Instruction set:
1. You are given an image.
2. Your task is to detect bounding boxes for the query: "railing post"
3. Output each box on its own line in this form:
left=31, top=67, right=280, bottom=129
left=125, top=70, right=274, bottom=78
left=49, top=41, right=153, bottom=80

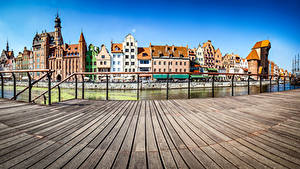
left=283, top=76, right=286, bottom=91
left=43, top=94, right=46, bottom=105
left=231, top=75, right=234, bottom=96
left=188, top=74, right=191, bottom=99
left=293, top=76, right=296, bottom=89
left=81, top=75, right=84, bottom=99
left=27, top=72, right=32, bottom=102
left=106, top=74, right=109, bottom=100
left=0, top=73, right=4, bottom=98
left=278, top=75, right=280, bottom=92
left=248, top=75, right=250, bottom=95
left=289, top=76, right=292, bottom=90
left=75, top=75, right=78, bottom=99
left=212, top=74, right=215, bottom=98
left=269, top=75, right=272, bottom=92
left=12, top=73, right=16, bottom=100
left=47, top=72, right=51, bottom=105
left=260, top=75, right=262, bottom=93
left=58, top=85, right=61, bottom=102
left=166, top=73, right=169, bottom=100
left=137, top=74, right=139, bottom=100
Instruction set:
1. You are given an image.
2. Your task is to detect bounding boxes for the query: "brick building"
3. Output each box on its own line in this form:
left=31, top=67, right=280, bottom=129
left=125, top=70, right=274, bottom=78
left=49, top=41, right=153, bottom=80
left=33, top=14, right=86, bottom=81
left=246, top=40, right=271, bottom=79
left=202, top=40, right=215, bottom=68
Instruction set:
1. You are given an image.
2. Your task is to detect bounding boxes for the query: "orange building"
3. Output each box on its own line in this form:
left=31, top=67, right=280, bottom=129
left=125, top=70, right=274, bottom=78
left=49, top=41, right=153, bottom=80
left=246, top=40, right=271, bottom=79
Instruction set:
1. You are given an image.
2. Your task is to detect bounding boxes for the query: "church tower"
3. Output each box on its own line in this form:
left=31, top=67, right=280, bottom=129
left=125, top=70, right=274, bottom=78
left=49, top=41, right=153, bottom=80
left=79, top=32, right=87, bottom=73
left=54, top=13, right=63, bottom=46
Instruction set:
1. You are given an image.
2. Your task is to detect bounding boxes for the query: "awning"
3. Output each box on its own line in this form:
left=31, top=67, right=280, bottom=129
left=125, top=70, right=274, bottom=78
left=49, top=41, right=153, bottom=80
left=170, top=74, right=189, bottom=79
left=153, top=74, right=168, bottom=79
left=153, top=74, right=189, bottom=79
left=207, top=68, right=218, bottom=72
left=191, top=75, right=209, bottom=78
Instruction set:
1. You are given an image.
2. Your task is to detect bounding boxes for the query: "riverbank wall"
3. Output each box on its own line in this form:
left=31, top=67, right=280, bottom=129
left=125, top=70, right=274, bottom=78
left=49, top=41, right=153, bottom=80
left=3, top=81, right=278, bottom=90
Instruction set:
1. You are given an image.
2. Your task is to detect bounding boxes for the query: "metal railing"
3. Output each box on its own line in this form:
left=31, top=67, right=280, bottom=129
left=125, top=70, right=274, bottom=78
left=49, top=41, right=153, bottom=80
left=0, top=70, right=296, bottom=105
left=0, top=69, right=53, bottom=102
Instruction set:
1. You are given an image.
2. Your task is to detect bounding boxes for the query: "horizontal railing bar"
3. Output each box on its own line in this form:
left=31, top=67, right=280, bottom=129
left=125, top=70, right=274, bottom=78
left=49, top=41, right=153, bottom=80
left=0, top=69, right=54, bottom=73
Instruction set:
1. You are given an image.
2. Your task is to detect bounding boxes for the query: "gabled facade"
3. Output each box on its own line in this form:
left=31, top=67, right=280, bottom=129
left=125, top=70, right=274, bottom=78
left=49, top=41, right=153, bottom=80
left=122, top=34, right=138, bottom=72
left=195, top=44, right=204, bottom=66
left=96, top=44, right=111, bottom=79
left=86, top=44, right=99, bottom=80
left=215, top=48, right=222, bottom=69
left=202, top=40, right=215, bottom=68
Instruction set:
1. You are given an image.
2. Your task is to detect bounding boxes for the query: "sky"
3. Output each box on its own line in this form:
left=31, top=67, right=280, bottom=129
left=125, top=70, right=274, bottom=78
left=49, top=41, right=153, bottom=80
left=0, top=0, right=300, bottom=71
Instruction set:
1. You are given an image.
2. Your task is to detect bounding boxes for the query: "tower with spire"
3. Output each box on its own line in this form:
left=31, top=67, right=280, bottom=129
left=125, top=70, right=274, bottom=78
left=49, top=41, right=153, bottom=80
left=79, top=31, right=87, bottom=72
left=6, top=40, right=9, bottom=52
left=54, top=12, right=63, bottom=46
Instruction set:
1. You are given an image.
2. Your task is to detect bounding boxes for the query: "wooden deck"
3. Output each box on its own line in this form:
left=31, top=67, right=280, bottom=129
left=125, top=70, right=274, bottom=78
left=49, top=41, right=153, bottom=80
left=0, top=90, right=300, bottom=169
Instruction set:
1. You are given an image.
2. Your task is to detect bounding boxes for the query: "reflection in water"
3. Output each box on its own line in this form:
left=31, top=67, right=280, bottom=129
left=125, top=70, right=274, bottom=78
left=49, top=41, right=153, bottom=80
left=1, top=83, right=299, bottom=104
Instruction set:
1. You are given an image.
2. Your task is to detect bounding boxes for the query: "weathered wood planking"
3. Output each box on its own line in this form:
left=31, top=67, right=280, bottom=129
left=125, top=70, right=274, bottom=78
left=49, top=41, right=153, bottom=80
left=0, top=89, right=300, bottom=169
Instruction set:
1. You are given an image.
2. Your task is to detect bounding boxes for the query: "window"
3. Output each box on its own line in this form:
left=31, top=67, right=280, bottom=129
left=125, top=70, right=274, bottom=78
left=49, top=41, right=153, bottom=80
left=104, top=61, right=106, bottom=65
left=154, top=61, right=156, bottom=65
left=176, top=62, right=178, bottom=65
left=94, top=62, right=96, bottom=65
left=180, top=62, right=182, bottom=65
left=118, top=61, right=120, bottom=65
left=113, top=61, right=115, bottom=65
left=131, top=62, right=134, bottom=65
left=125, top=49, right=129, bottom=52
left=154, top=68, right=156, bottom=72
left=164, top=61, right=166, bottom=65
left=127, top=42, right=129, bottom=46
left=113, top=68, right=116, bottom=71
left=113, top=54, right=116, bottom=58
left=159, top=69, right=161, bottom=72
left=118, top=55, right=120, bottom=58
left=130, top=42, right=133, bottom=46
left=129, top=69, right=131, bottom=72
left=125, top=69, right=127, bottom=72
left=131, top=55, right=134, bottom=59
left=175, top=69, right=177, bottom=72
left=159, top=61, right=161, bottom=65
left=100, top=61, right=102, bottom=65
left=101, top=55, right=105, bottom=58
left=125, top=62, right=129, bottom=65
left=125, top=55, right=129, bottom=59
left=184, top=62, right=186, bottom=66
left=133, top=68, right=135, bottom=72
left=163, top=69, right=166, bottom=72
left=131, top=49, right=134, bottom=52
left=118, top=68, right=120, bottom=71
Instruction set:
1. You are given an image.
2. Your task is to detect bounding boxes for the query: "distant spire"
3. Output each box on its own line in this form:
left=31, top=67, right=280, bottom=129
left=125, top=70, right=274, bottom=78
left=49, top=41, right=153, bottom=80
left=6, top=39, right=9, bottom=52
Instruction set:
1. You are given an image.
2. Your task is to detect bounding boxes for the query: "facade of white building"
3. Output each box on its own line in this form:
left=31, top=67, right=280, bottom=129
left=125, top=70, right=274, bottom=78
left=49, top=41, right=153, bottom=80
left=110, top=43, right=124, bottom=73
left=195, top=44, right=204, bottom=66
left=122, top=34, right=138, bottom=72
left=240, top=58, right=248, bottom=69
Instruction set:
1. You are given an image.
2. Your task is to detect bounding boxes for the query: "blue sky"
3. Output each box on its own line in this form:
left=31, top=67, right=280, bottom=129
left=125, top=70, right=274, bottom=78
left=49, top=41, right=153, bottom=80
left=0, top=0, right=300, bottom=71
